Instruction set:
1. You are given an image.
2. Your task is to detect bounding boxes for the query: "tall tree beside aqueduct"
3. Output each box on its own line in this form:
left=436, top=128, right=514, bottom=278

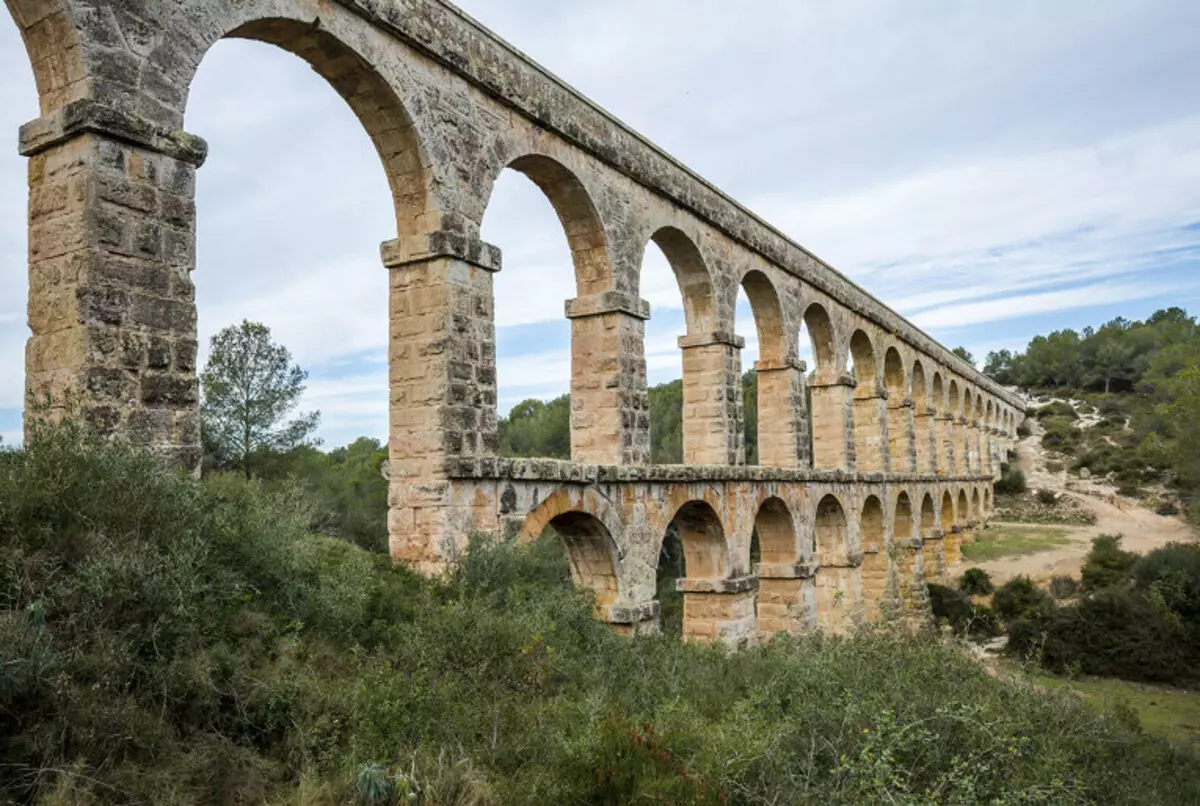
left=5, top=0, right=1023, bottom=644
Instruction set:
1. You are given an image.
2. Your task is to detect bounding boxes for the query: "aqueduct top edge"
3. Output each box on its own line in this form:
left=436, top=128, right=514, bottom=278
left=337, top=0, right=1023, bottom=410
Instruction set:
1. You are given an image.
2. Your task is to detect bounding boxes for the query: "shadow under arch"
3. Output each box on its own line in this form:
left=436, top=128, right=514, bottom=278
left=895, top=492, right=914, bottom=542
left=538, top=511, right=621, bottom=609
left=860, top=494, right=887, bottom=620
left=753, top=496, right=797, bottom=565
left=803, top=303, right=837, bottom=381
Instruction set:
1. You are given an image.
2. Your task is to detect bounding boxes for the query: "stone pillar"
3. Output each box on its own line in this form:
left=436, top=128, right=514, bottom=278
left=679, top=331, right=744, bottom=466
left=959, top=417, right=974, bottom=474
left=981, top=425, right=992, bottom=476
left=897, top=540, right=931, bottom=626
left=922, top=529, right=947, bottom=583
left=677, top=576, right=758, bottom=648
left=860, top=543, right=890, bottom=622
left=602, top=601, right=660, bottom=637
left=936, top=414, right=956, bottom=475
left=991, top=429, right=1003, bottom=480
left=914, top=410, right=937, bottom=474
left=383, top=232, right=502, bottom=573
left=755, top=561, right=818, bottom=639
left=944, top=525, right=965, bottom=572
left=755, top=359, right=809, bottom=468
left=809, top=376, right=856, bottom=471
left=19, top=103, right=207, bottom=470
left=814, top=548, right=864, bottom=633
left=853, top=393, right=889, bottom=474
left=566, top=292, right=651, bottom=465
left=888, top=399, right=917, bottom=474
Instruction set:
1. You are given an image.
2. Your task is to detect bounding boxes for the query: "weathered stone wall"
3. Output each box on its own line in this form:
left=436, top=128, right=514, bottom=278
left=6, top=0, right=1026, bottom=643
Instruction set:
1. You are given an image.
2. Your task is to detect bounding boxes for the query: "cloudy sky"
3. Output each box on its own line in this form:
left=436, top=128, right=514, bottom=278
left=2, top=1, right=1200, bottom=447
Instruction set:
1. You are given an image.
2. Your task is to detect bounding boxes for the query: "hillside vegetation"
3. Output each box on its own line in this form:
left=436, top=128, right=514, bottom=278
left=3, top=425, right=1200, bottom=803
left=984, top=307, right=1200, bottom=516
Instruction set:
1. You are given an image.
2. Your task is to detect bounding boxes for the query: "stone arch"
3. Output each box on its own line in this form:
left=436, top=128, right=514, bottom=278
left=958, top=489, right=971, bottom=526
left=646, top=226, right=715, bottom=334
left=984, top=487, right=993, bottom=513
left=849, top=330, right=878, bottom=397
left=540, top=512, right=621, bottom=607
left=802, top=303, right=837, bottom=381
left=754, top=496, right=798, bottom=565
left=971, top=488, right=982, bottom=521
left=490, top=153, right=613, bottom=295
left=5, top=0, right=86, bottom=113
left=894, top=492, right=914, bottom=541
left=517, top=488, right=624, bottom=608
left=911, top=361, right=929, bottom=411
left=884, top=348, right=906, bottom=400
left=741, top=269, right=790, bottom=366
left=185, top=15, right=436, bottom=237
left=814, top=494, right=850, bottom=561
left=948, top=380, right=961, bottom=418
left=670, top=500, right=728, bottom=580
left=861, top=495, right=886, bottom=553
left=920, top=493, right=936, bottom=536
left=941, top=490, right=955, bottom=533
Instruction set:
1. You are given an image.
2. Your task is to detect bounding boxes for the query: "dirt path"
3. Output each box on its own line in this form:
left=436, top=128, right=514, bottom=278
left=970, top=414, right=1195, bottom=585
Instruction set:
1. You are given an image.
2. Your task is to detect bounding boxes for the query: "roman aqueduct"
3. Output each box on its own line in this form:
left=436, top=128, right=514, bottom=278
left=7, top=0, right=1024, bottom=643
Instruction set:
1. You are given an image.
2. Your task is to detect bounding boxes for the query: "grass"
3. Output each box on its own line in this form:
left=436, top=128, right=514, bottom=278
left=963, top=523, right=1073, bottom=562
left=1035, top=675, right=1200, bottom=746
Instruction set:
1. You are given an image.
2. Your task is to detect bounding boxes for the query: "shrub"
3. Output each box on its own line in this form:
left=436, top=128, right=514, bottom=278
left=928, top=583, right=1000, bottom=638
left=3, top=425, right=1200, bottom=804
left=1046, top=461, right=1065, bottom=474
left=1156, top=501, right=1181, bottom=517
left=1130, top=542, right=1200, bottom=621
left=1016, top=420, right=1032, bottom=438
left=995, top=466, right=1027, bottom=495
left=958, top=568, right=995, bottom=596
left=993, top=576, right=1054, bottom=621
left=1035, top=401, right=1079, bottom=421
left=1036, top=489, right=1058, bottom=506
left=1049, top=576, right=1080, bottom=600
left=1041, top=419, right=1082, bottom=454
left=1116, top=484, right=1142, bottom=499
left=1081, top=535, right=1138, bottom=592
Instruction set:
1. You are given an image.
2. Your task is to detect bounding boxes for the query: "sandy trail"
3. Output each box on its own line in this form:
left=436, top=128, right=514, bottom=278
left=970, top=415, right=1195, bottom=585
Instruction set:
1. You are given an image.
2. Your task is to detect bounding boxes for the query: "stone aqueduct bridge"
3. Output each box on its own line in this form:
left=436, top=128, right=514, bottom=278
left=9, top=0, right=1024, bottom=642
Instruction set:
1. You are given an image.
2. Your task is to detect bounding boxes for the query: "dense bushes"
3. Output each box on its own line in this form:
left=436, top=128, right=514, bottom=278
left=994, top=464, right=1027, bottom=494
left=928, top=584, right=999, bottom=638
left=3, top=426, right=1200, bottom=803
left=958, top=568, right=994, bottom=596
left=1006, top=536, right=1200, bottom=688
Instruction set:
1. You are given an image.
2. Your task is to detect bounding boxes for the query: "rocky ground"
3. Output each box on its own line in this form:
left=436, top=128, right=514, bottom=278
left=969, top=409, right=1195, bottom=586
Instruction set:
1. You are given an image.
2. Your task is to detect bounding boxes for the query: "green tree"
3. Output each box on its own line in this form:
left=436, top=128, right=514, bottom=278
left=499, top=395, right=571, bottom=458
left=1158, top=362, right=1200, bottom=490
left=983, top=349, right=1016, bottom=384
left=952, top=346, right=976, bottom=366
left=200, top=320, right=320, bottom=475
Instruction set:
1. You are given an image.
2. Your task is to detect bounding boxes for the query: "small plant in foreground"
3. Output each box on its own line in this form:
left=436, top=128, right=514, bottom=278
left=959, top=568, right=995, bottom=596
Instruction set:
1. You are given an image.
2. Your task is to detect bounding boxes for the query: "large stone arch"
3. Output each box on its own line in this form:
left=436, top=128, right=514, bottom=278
left=740, top=269, right=806, bottom=468
left=646, top=226, right=716, bottom=335
left=805, top=302, right=853, bottom=471
left=667, top=499, right=757, bottom=645
left=884, top=347, right=912, bottom=472
left=802, top=302, right=838, bottom=381
left=5, top=0, right=86, bottom=112
left=484, top=153, right=613, bottom=296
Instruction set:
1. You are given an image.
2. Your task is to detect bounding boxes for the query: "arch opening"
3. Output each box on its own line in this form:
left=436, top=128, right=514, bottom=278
left=920, top=494, right=936, bottom=537
left=803, top=304, right=837, bottom=382
left=541, top=511, right=621, bottom=608
left=958, top=489, right=971, bottom=527
left=754, top=496, right=796, bottom=566
left=849, top=330, right=878, bottom=398
left=815, top=494, right=849, bottom=562
left=895, top=492, right=914, bottom=542
left=941, top=491, right=955, bottom=533
left=739, top=271, right=791, bottom=466
left=861, top=495, right=886, bottom=552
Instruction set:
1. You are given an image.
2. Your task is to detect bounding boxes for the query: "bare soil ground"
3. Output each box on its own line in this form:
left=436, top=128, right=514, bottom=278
left=969, top=416, right=1196, bottom=586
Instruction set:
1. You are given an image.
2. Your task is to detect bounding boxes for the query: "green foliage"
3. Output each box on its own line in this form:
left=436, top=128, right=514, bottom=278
left=994, top=465, right=1027, bottom=495
left=928, top=584, right=999, bottom=638
left=648, top=379, right=684, bottom=463
left=958, top=567, right=994, bottom=596
left=201, top=320, right=320, bottom=473
left=1016, top=420, right=1032, bottom=438
left=1036, top=489, right=1058, bottom=506
left=951, top=345, right=975, bottom=365
left=1035, top=401, right=1079, bottom=421
left=1081, top=535, right=1139, bottom=592
left=1040, top=417, right=1082, bottom=454
left=993, top=576, right=1054, bottom=621
left=1049, top=575, right=1080, bottom=600
left=498, top=395, right=570, bottom=459
left=5, top=426, right=1200, bottom=803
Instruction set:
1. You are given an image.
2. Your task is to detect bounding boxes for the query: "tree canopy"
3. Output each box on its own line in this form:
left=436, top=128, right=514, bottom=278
left=200, top=320, right=320, bottom=474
